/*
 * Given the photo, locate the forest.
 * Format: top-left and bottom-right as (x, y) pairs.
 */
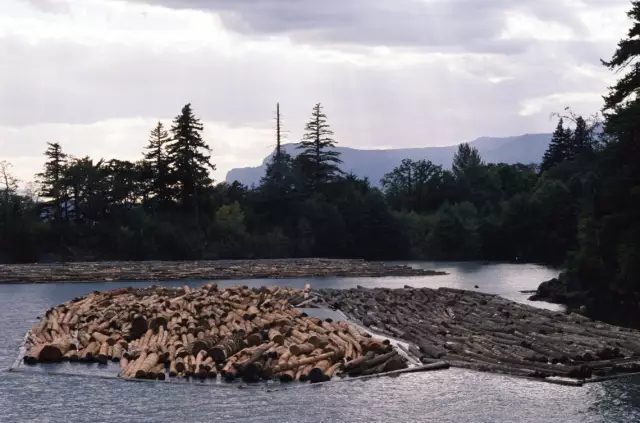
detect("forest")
(0, 101), (591, 265)
(1, 2), (640, 309)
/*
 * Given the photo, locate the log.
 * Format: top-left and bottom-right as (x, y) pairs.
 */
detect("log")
(345, 351), (375, 371)
(289, 343), (315, 356)
(348, 351), (398, 376)
(268, 329), (285, 345)
(210, 335), (245, 363)
(25, 345), (45, 365)
(308, 360), (331, 383)
(97, 341), (110, 364)
(64, 349), (79, 362)
(272, 351), (343, 374)
(127, 351), (148, 378)
(189, 336), (218, 356)
(119, 356), (129, 372)
(91, 332), (112, 346)
(81, 342), (101, 362)
(39, 342), (73, 363)
(278, 369), (295, 382)
(151, 364), (166, 380)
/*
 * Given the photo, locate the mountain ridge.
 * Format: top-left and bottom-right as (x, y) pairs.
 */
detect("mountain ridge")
(225, 132), (551, 187)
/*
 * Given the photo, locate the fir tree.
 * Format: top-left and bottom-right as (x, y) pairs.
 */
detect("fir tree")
(143, 121), (171, 203)
(569, 116), (592, 158)
(167, 103), (215, 218)
(296, 103), (342, 191)
(36, 142), (68, 219)
(541, 119), (570, 172)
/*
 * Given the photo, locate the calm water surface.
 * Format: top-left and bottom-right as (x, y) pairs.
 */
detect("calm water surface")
(1, 261), (639, 423)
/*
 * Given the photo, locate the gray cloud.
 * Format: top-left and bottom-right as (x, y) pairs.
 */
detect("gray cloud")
(0, 33), (611, 140)
(0, 0), (628, 184)
(121, 0), (592, 53)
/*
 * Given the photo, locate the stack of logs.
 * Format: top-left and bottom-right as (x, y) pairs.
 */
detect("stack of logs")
(312, 286), (640, 380)
(22, 283), (408, 383)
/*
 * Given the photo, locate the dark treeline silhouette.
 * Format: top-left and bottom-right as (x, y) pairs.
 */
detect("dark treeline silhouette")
(2, 1), (640, 319)
(0, 102), (596, 265)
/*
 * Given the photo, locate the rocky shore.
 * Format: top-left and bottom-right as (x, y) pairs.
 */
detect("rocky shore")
(0, 259), (444, 284)
(530, 277), (640, 329)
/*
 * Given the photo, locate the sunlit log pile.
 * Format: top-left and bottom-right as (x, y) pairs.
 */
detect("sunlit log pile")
(308, 286), (640, 380)
(22, 283), (408, 383)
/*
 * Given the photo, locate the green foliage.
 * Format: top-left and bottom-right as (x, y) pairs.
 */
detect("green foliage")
(541, 119), (572, 172)
(425, 202), (481, 260)
(381, 158), (445, 213)
(296, 103), (343, 191)
(143, 122), (172, 204)
(167, 103), (215, 213)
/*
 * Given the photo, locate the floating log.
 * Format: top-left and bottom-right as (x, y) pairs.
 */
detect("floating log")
(97, 342), (110, 364)
(290, 343), (315, 356)
(210, 335), (245, 363)
(21, 282), (411, 384)
(38, 342), (73, 363)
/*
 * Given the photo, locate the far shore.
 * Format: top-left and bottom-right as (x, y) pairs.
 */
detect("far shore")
(0, 258), (446, 284)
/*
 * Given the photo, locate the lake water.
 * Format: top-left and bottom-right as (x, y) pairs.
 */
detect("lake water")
(1, 261), (640, 423)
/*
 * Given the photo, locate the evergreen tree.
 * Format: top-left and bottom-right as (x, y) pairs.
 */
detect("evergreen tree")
(296, 103), (343, 191)
(541, 119), (570, 172)
(570, 116), (591, 157)
(167, 103), (215, 218)
(143, 122), (172, 204)
(571, 0), (640, 293)
(36, 142), (68, 220)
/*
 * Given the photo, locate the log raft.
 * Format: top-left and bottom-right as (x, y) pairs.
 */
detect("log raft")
(308, 286), (640, 381)
(22, 283), (407, 383)
(1, 258), (444, 284)
(23, 282), (634, 384)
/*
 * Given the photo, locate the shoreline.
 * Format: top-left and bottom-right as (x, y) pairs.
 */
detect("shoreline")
(0, 258), (446, 284)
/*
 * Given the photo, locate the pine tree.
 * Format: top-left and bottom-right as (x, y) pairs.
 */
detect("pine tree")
(296, 103), (342, 191)
(143, 121), (171, 203)
(166, 103), (215, 218)
(541, 119), (570, 172)
(569, 116), (591, 158)
(36, 142), (68, 219)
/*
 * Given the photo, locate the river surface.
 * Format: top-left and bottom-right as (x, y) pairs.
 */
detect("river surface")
(1, 261), (640, 423)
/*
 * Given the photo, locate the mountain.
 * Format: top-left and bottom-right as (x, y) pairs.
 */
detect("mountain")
(225, 133), (551, 187)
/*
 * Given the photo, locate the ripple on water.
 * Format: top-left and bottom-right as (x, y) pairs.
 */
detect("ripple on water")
(1, 262), (639, 423)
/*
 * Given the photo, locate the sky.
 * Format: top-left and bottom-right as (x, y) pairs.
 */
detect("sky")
(0, 0), (633, 184)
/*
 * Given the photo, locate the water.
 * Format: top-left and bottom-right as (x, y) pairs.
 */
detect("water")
(1, 262), (639, 422)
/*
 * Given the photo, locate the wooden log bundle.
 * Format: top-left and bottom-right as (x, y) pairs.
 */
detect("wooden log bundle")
(22, 283), (407, 384)
(308, 286), (640, 380)
(2, 259), (442, 284)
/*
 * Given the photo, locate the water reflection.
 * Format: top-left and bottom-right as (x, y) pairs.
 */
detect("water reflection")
(2, 262), (640, 422)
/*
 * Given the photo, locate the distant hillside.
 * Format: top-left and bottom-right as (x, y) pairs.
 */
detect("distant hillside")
(225, 133), (551, 187)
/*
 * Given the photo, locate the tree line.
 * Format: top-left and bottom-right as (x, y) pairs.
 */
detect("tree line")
(0, 100), (597, 266)
(1, 0), (640, 313)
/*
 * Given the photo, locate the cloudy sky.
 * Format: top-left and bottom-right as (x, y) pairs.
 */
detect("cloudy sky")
(0, 0), (632, 184)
